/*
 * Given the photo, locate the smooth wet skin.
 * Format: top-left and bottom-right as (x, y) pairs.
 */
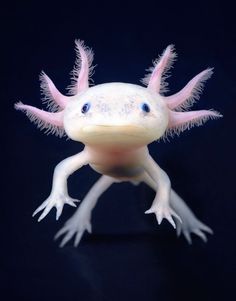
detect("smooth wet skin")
(15, 40), (221, 246)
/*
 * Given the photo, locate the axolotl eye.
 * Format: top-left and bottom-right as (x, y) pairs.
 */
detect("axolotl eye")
(81, 102), (91, 114)
(140, 102), (150, 113)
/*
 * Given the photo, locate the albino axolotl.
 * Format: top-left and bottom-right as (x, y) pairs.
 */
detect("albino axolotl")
(15, 40), (222, 247)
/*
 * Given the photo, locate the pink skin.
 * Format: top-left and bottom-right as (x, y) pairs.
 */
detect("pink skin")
(147, 45), (176, 93)
(14, 102), (64, 137)
(165, 68), (214, 110)
(15, 40), (222, 245)
(14, 40), (93, 136)
(168, 110), (221, 133)
(14, 41), (221, 136)
(14, 103), (64, 126)
(68, 40), (94, 95)
(40, 72), (69, 110)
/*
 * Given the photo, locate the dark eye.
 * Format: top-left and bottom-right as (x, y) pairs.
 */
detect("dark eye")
(81, 102), (91, 114)
(141, 103), (150, 113)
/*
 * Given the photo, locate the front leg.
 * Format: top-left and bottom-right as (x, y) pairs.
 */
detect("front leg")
(142, 155), (181, 228)
(143, 173), (212, 243)
(33, 149), (91, 221)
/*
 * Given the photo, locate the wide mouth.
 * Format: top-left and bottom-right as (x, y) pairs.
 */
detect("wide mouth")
(82, 124), (147, 137)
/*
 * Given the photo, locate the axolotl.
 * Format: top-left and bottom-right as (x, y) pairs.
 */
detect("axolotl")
(15, 40), (222, 247)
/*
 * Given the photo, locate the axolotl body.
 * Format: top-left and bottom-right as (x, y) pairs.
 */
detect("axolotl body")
(15, 41), (221, 247)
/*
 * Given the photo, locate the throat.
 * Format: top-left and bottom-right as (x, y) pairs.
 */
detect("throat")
(86, 145), (148, 165)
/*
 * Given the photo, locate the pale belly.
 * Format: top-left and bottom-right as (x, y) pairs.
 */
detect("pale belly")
(86, 145), (148, 179)
(90, 163), (144, 178)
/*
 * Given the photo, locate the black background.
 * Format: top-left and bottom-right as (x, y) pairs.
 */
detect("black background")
(2, 1), (236, 300)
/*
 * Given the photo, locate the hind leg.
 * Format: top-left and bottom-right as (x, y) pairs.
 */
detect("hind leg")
(142, 173), (213, 244)
(55, 175), (115, 247)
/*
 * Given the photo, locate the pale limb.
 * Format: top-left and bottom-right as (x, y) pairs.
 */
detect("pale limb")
(55, 175), (115, 247)
(33, 149), (91, 222)
(170, 190), (213, 244)
(143, 173), (213, 243)
(142, 156), (181, 228)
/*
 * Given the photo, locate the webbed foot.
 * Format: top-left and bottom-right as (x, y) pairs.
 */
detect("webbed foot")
(175, 217), (213, 244)
(33, 193), (79, 222)
(145, 203), (182, 228)
(54, 211), (92, 247)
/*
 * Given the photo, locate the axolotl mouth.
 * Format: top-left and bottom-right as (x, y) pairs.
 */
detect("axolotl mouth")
(79, 124), (153, 148)
(81, 124), (147, 138)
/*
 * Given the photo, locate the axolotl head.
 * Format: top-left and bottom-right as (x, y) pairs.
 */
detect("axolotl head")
(15, 40), (221, 150)
(63, 82), (168, 149)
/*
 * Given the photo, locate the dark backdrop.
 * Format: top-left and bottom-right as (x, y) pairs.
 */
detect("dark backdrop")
(2, 1), (235, 301)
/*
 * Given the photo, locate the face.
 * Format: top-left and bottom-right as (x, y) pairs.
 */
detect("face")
(64, 83), (169, 150)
